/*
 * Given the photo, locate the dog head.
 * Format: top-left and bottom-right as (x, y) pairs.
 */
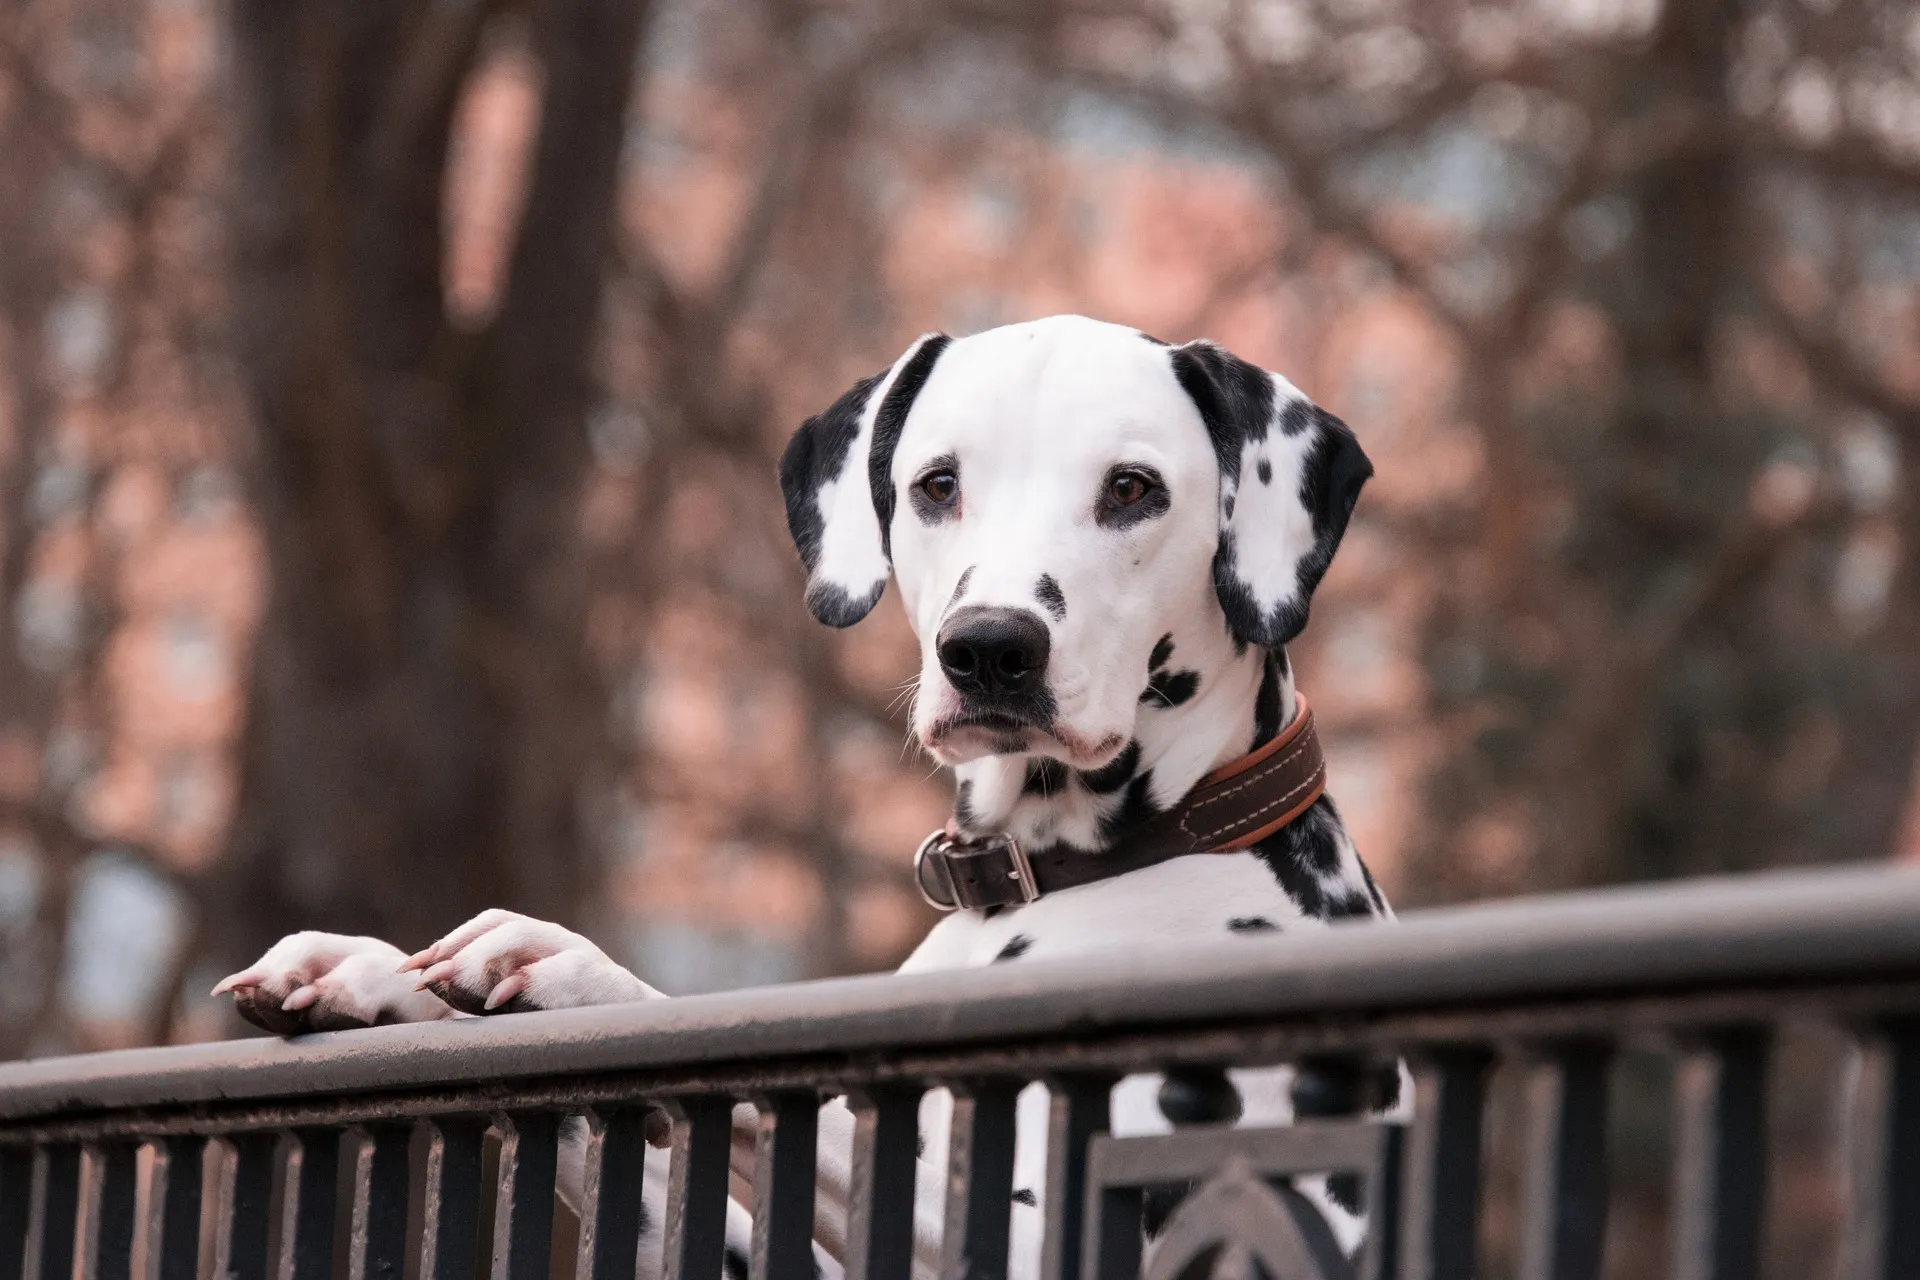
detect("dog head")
(779, 315), (1370, 771)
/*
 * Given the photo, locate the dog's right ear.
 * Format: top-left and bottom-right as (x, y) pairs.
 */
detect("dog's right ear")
(778, 333), (951, 626)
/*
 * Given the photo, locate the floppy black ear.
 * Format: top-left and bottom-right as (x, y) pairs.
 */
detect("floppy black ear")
(778, 333), (951, 626)
(1170, 340), (1372, 647)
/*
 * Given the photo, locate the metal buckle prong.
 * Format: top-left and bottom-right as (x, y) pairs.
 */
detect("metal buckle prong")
(1003, 834), (1040, 904)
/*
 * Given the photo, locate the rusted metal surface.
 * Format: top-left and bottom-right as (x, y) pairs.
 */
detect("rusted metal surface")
(2, 863), (1920, 1279)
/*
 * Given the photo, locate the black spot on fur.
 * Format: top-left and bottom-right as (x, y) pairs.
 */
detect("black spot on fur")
(1172, 342), (1271, 483)
(1024, 758), (1069, 795)
(1141, 634), (1201, 708)
(1249, 796), (1380, 921)
(1079, 740), (1140, 794)
(995, 934), (1034, 962)
(1372, 1061), (1402, 1111)
(1034, 574), (1066, 620)
(868, 334), (952, 560)
(723, 1247), (749, 1280)
(1011, 1187), (1037, 1206)
(1257, 457), (1273, 484)
(1141, 669), (1199, 709)
(1100, 770), (1161, 842)
(802, 578), (886, 629)
(1293, 1057), (1366, 1117)
(1327, 1173), (1363, 1215)
(1168, 341), (1371, 647)
(947, 566), (975, 613)
(1279, 398), (1317, 437)
(1359, 858), (1388, 915)
(1253, 650), (1286, 748)
(779, 372), (882, 576)
(1326, 888), (1377, 920)
(1228, 916), (1280, 934)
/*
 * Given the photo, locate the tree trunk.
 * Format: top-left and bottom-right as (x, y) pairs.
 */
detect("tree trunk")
(212, 0), (649, 966)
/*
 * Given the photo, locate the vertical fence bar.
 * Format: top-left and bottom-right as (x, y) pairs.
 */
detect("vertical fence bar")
(79, 1144), (137, 1280)
(1081, 1151), (1142, 1280)
(491, 1113), (559, 1280)
(749, 1092), (818, 1280)
(1847, 1020), (1920, 1280)
(574, 1109), (649, 1280)
(0, 1148), (31, 1280)
(1039, 1074), (1111, 1280)
(1671, 1029), (1769, 1280)
(661, 1097), (732, 1280)
(1396, 1049), (1490, 1280)
(419, 1119), (486, 1280)
(1516, 1041), (1612, 1280)
(34, 1144), (82, 1280)
(347, 1127), (409, 1280)
(1358, 1124), (1408, 1280)
(941, 1079), (1020, 1280)
(843, 1086), (922, 1280)
(276, 1129), (340, 1280)
(145, 1137), (204, 1280)
(211, 1135), (275, 1280)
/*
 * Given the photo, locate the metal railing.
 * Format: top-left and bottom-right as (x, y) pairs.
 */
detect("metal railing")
(4, 864), (1920, 1280)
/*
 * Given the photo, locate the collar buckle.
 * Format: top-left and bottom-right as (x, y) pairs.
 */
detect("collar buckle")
(914, 830), (1040, 912)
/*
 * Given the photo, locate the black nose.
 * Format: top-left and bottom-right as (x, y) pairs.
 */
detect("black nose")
(938, 606), (1051, 697)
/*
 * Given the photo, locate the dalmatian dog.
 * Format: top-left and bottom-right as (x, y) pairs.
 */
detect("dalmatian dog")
(214, 315), (1392, 1277)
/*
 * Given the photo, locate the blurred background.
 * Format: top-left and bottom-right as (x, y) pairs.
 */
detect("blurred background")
(0, 0), (1916, 1061)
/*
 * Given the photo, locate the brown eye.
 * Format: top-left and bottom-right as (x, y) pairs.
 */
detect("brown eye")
(1109, 471), (1152, 505)
(919, 470), (958, 506)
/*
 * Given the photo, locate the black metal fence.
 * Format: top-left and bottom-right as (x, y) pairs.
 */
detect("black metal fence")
(3, 865), (1920, 1280)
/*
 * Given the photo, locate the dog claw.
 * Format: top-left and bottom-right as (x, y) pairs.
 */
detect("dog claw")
(483, 971), (529, 1011)
(282, 985), (321, 1012)
(211, 970), (261, 997)
(415, 959), (457, 988)
(397, 949), (434, 974)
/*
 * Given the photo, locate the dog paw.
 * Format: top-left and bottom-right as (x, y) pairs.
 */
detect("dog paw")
(213, 933), (458, 1035)
(398, 910), (660, 1015)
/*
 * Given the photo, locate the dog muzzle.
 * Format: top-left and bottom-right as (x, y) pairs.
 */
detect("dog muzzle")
(914, 693), (1327, 912)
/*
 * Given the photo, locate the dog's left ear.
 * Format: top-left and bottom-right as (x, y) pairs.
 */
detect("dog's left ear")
(1170, 340), (1372, 648)
(778, 333), (952, 626)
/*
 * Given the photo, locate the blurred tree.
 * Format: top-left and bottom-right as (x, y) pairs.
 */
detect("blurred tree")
(213, 0), (651, 958)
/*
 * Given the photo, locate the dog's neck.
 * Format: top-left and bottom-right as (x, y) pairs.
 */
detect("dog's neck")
(949, 625), (1295, 855)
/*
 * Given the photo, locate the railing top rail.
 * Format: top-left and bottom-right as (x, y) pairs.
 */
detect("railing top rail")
(2, 862), (1919, 1122)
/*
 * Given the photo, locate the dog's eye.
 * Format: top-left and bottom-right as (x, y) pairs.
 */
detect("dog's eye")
(919, 470), (959, 506)
(1108, 471), (1154, 506)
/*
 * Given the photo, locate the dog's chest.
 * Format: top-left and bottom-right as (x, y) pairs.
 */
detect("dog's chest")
(897, 850), (1319, 973)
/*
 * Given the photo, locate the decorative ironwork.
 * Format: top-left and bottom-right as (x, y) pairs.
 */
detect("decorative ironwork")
(0, 864), (1917, 1279)
(1083, 1124), (1401, 1280)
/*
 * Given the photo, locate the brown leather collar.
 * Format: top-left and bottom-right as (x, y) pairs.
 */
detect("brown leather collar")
(914, 693), (1327, 912)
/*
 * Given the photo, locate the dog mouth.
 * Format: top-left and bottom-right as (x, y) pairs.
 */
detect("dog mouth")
(924, 710), (1126, 768)
(929, 709), (1042, 743)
